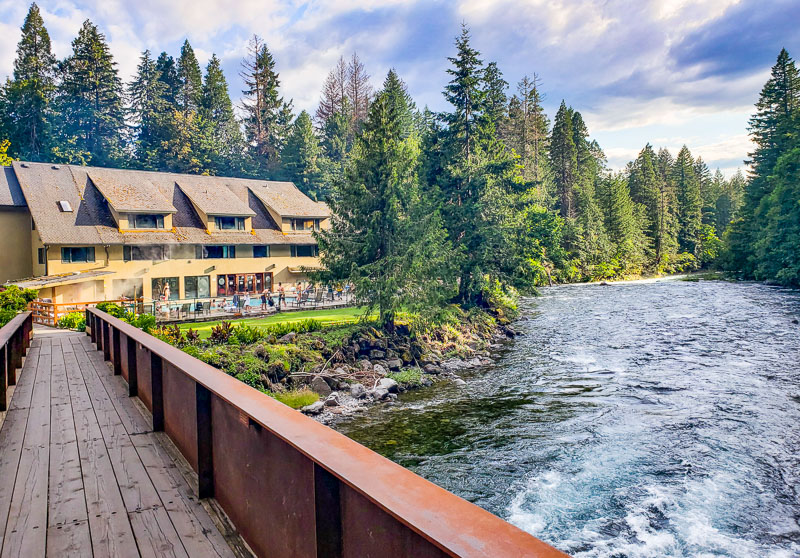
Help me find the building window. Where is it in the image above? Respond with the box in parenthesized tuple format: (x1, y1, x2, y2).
(253, 245, 269, 258)
(184, 275, 210, 298)
(215, 216, 245, 231)
(199, 245, 236, 259)
(37, 248, 45, 265)
(129, 214, 165, 229)
(123, 245, 169, 261)
(291, 218, 320, 231)
(61, 247, 95, 263)
(152, 277, 179, 300)
(290, 245, 318, 258)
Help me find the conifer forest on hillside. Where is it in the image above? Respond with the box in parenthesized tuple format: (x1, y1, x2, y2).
(2, 3, 798, 319)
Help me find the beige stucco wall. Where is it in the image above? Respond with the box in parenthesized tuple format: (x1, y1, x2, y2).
(43, 243, 321, 301)
(0, 208, 33, 282)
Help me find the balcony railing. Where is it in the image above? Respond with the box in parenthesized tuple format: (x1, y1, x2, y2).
(85, 307, 568, 558)
(0, 312, 32, 412)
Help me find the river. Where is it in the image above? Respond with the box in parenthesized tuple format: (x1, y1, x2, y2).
(336, 278, 800, 557)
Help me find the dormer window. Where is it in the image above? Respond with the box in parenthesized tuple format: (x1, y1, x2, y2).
(291, 218, 320, 231)
(130, 214, 165, 229)
(215, 216, 245, 231)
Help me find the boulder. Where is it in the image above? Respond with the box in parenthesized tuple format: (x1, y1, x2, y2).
(369, 387, 389, 400)
(421, 377, 433, 387)
(310, 375, 332, 397)
(324, 393, 340, 407)
(369, 349, 386, 360)
(452, 378, 467, 386)
(400, 351, 414, 364)
(423, 364, 441, 375)
(357, 359, 372, 371)
(386, 358, 403, 370)
(373, 364, 387, 377)
(377, 378, 399, 393)
(334, 367, 348, 376)
(301, 401, 324, 415)
(279, 332, 297, 343)
(350, 383, 367, 399)
(468, 357, 483, 367)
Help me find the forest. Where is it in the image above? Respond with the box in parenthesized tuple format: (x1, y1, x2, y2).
(0, 4, 796, 322)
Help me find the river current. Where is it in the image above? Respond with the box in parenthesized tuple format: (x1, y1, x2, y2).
(337, 279, 800, 557)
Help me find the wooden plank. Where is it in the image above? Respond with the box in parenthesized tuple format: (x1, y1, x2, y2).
(71, 336, 191, 557)
(47, 337, 92, 557)
(77, 336, 234, 557)
(62, 335, 140, 558)
(1, 334, 52, 558)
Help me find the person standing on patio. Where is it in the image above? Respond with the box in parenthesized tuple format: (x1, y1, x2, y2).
(278, 283, 286, 308)
(260, 289, 268, 311)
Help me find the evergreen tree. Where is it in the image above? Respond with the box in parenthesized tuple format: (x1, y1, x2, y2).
(159, 109, 211, 174)
(128, 50, 168, 167)
(673, 145, 702, 254)
(483, 61, 507, 127)
(55, 19, 125, 165)
(281, 111, 321, 199)
(315, 56, 348, 125)
(201, 54, 244, 175)
(715, 170, 745, 233)
(317, 74, 454, 327)
(4, 3, 57, 160)
(177, 40, 203, 114)
(501, 75, 549, 192)
(240, 35, 293, 176)
(550, 101, 577, 218)
(600, 173, 649, 271)
(346, 52, 372, 129)
(155, 52, 180, 106)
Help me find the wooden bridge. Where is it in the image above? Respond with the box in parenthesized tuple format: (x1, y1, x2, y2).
(0, 311, 568, 558)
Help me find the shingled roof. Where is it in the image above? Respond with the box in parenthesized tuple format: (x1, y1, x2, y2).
(177, 178, 255, 217)
(89, 167, 177, 213)
(0, 166, 26, 207)
(248, 181, 331, 218)
(12, 162, 321, 246)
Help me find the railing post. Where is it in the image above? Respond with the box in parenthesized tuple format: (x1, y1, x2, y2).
(87, 309, 93, 343)
(151, 352, 164, 431)
(112, 327, 121, 375)
(196, 383, 214, 499)
(0, 344, 7, 412)
(127, 337, 138, 397)
(4, 338, 13, 387)
(9, 331, 19, 382)
(314, 463, 343, 558)
(102, 320, 111, 362)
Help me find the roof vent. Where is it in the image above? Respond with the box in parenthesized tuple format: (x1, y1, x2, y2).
(57, 200, 73, 212)
(52, 165, 60, 170)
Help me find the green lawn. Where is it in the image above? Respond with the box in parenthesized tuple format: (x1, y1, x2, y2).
(178, 306, 368, 338)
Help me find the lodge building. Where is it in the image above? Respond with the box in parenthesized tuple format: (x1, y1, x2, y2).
(0, 161, 330, 302)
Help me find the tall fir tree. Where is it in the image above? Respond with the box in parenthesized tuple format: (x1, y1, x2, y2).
(550, 101, 577, 218)
(346, 52, 372, 129)
(281, 111, 321, 199)
(155, 52, 180, 106)
(315, 56, 348, 126)
(317, 72, 454, 327)
(240, 35, 293, 176)
(55, 19, 125, 165)
(4, 3, 57, 160)
(483, 61, 507, 127)
(127, 50, 168, 167)
(673, 145, 702, 255)
(176, 40, 203, 115)
(201, 54, 244, 175)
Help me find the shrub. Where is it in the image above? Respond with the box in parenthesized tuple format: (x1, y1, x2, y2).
(388, 367, 422, 387)
(152, 324, 185, 345)
(209, 321, 234, 344)
(57, 312, 86, 331)
(272, 388, 319, 409)
(0, 285, 38, 312)
(131, 313, 156, 333)
(95, 301, 128, 318)
(232, 324, 265, 345)
(262, 318, 323, 337)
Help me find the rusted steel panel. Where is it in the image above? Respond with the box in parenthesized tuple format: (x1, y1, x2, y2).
(119, 332, 130, 381)
(136, 343, 153, 412)
(211, 395, 317, 558)
(87, 309, 569, 558)
(162, 361, 198, 470)
(340, 482, 450, 558)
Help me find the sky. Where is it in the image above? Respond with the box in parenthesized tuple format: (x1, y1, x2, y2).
(1, 0, 798, 176)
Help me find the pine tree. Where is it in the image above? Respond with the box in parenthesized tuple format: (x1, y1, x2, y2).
(673, 145, 702, 255)
(55, 19, 125, 165)
(346, 52, 372, 128)
(240, 35, 293, 176)
(550, 101, 577, 218)
(315, 56, 348, 125)
(201, 54, 244, 175)
(177, 40, 203, 115)
(501, 75, 549, 192)
(128, 50, 168, 167)
(483, 61, 507, 127)
(155, 52, 180, 106)
(600, 174, 649, 271)
(4, 3, 57, 160)
(281, 111, 321, 199)
(317, 74, 454, 327)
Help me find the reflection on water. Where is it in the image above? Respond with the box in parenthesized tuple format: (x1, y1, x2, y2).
(337, 279, 800, 557)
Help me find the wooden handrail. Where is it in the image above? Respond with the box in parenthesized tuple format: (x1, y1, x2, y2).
(28, 298, 142, 327)
(87, 307, 568, 558)
(0, 312, 32, 412)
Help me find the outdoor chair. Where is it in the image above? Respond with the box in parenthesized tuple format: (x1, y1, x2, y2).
(180, 303, 191, 319)
(202, 301, 210, 315)
(312, 290, 324, 308)
(295, 292, 309, 307)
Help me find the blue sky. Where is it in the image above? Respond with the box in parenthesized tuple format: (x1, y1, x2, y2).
(1, 0, 798, 176)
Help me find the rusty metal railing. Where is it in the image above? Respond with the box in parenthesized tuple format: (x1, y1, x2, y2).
(0, 312, 32, 412)
(86, 307, 568, 558)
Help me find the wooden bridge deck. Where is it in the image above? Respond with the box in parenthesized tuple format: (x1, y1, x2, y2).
(0, 331, 241, 557)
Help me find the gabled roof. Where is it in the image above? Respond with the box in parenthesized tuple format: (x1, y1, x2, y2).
(248, 181, 331, 218)
(89, 167, 176, 213)
(0, 166, 26, 207)
(12, 161, 322, 246)
(177, 178, 255, 217)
